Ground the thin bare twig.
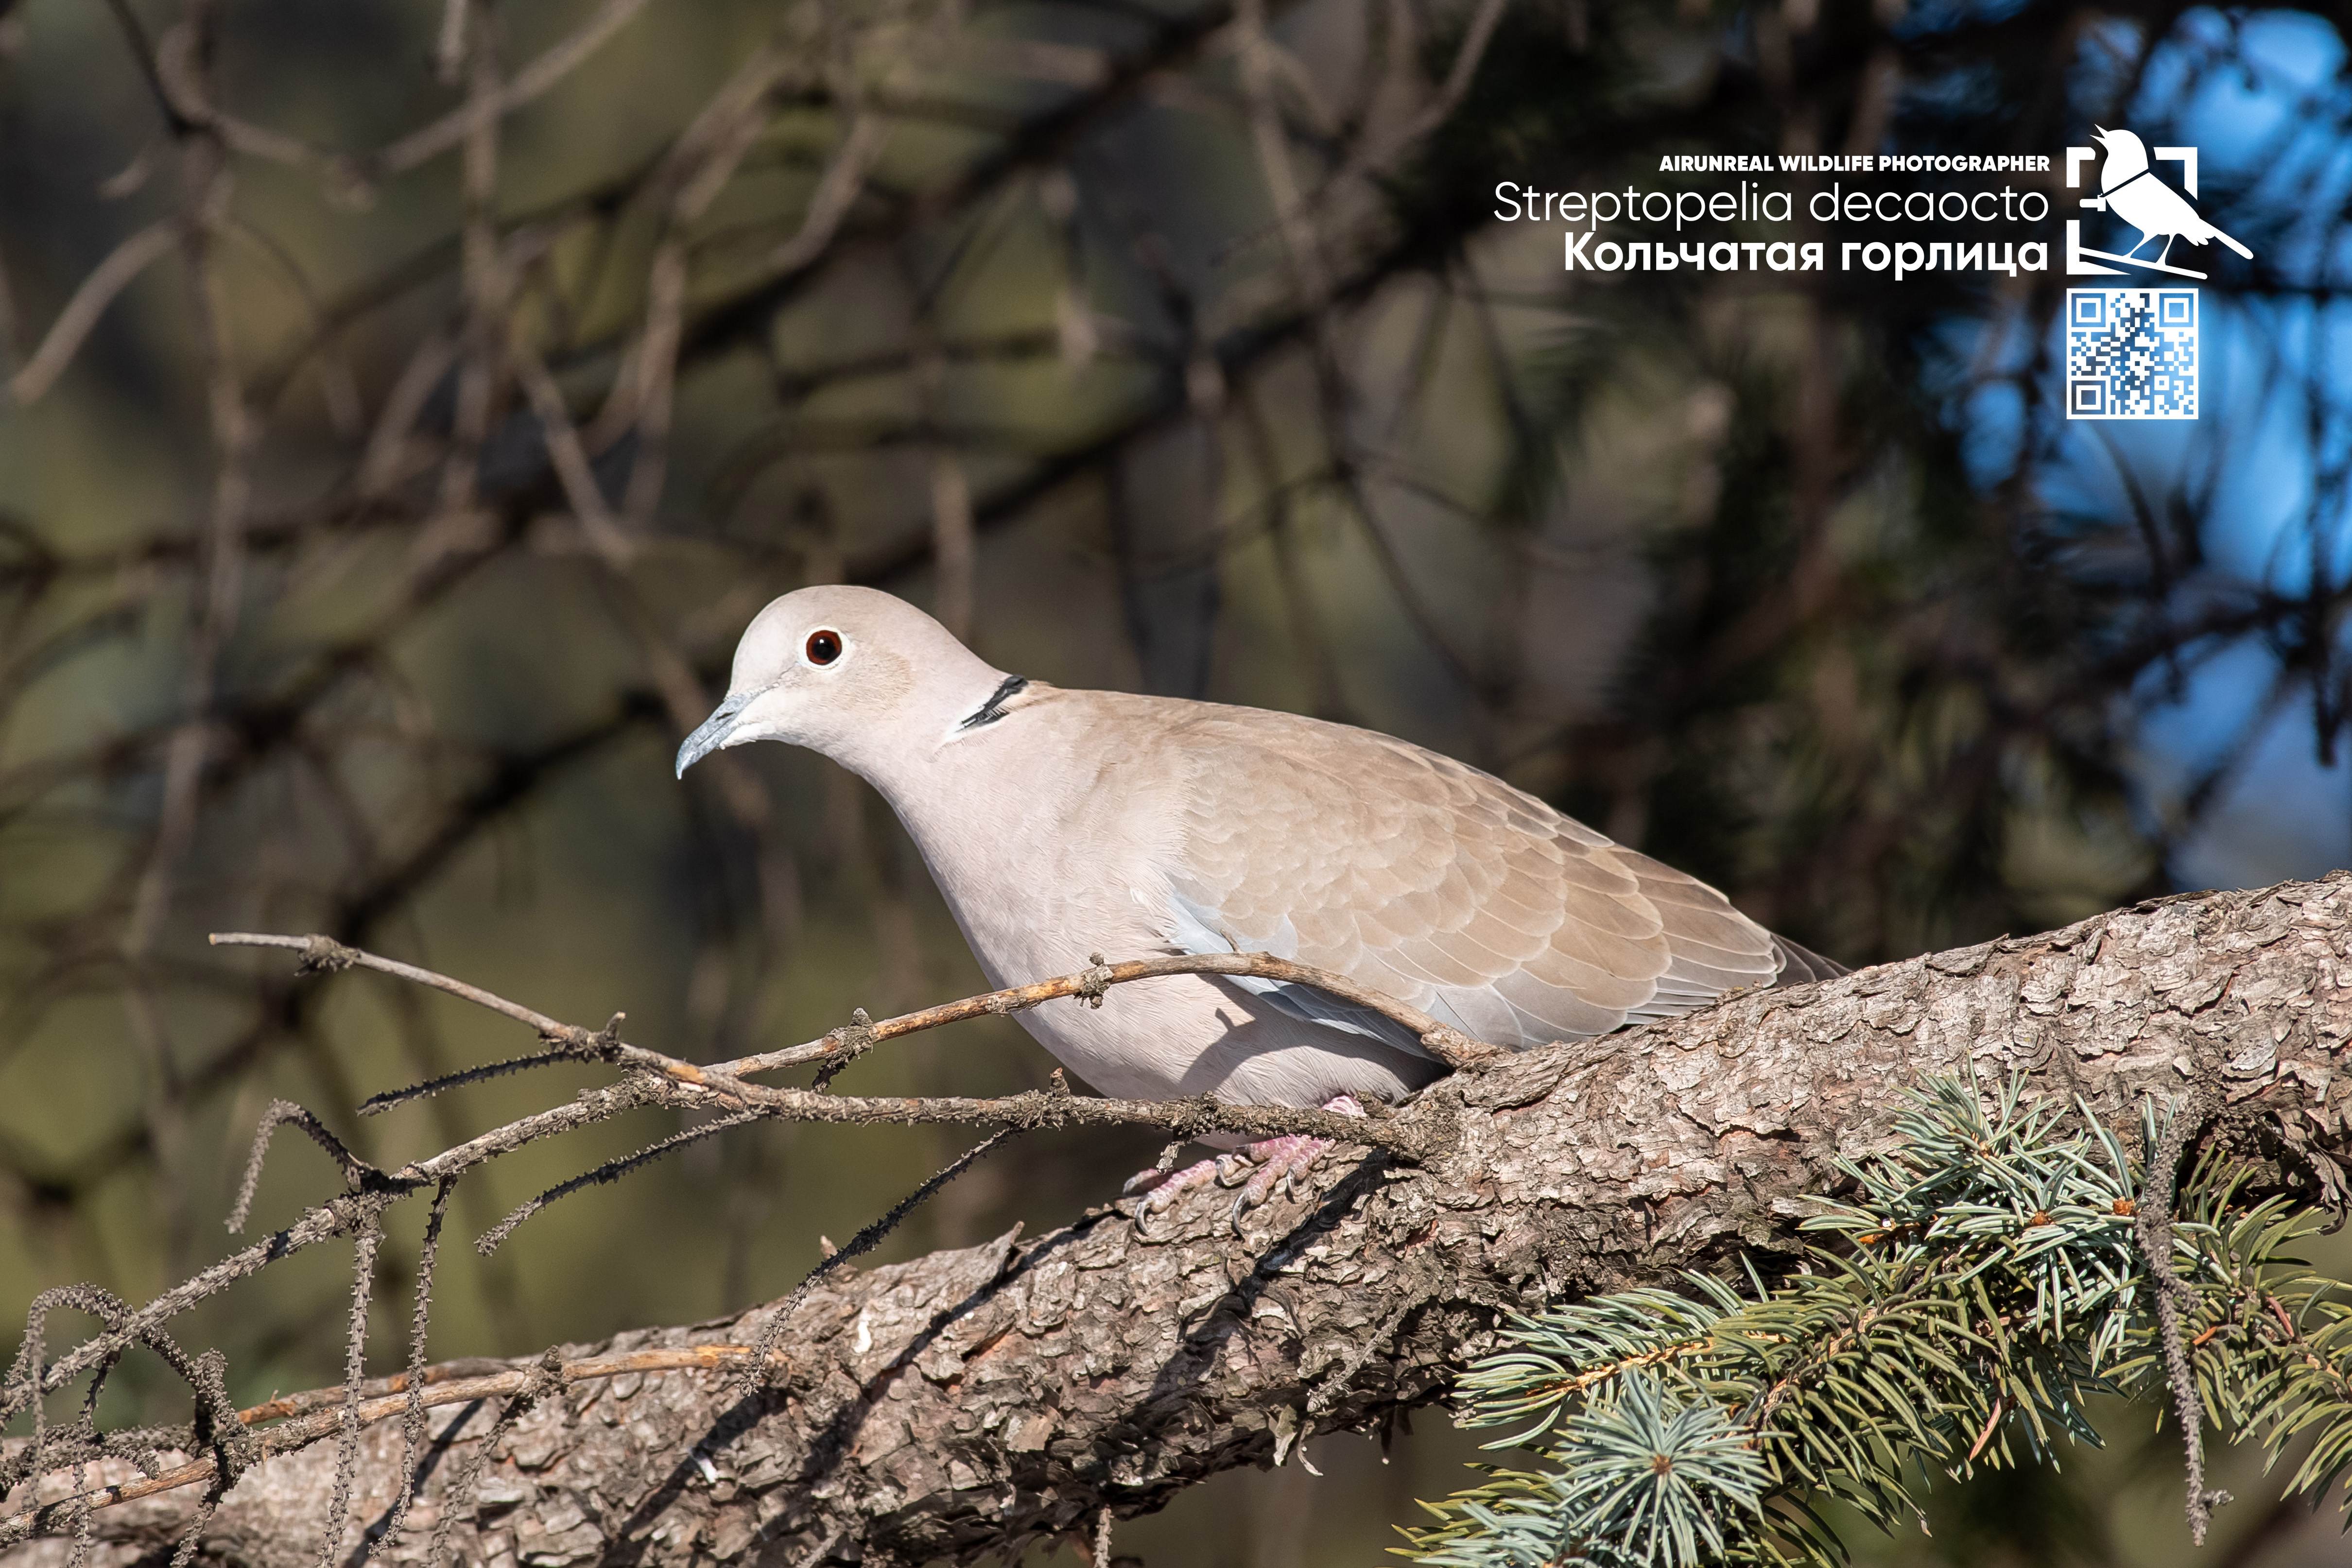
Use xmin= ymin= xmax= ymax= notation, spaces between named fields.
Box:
xmin=315 ymin=1215 xmax=385 ymax=1568
xmin=6 ymin=222 xmax=176 ymax=404
xmin=476 ymin=1110 xmax=764 ymax=1255
xmin=370 ymin=0 xmax=658 ymax=178
xmin=227 ymin=1100 xmax=380 ymax=1232
xmin=736 ymin=1127 xmax=1018 ymax=1386
xmin=209 ymin=931 xmax=1507 ymax=1078
xmin=358 ymin=1049 xmax=577 ymax=1115
xmin=368 ymin=1177 xmax=454 ymax=1560
xmin=210 ymin=932 xmax=1456 ymax=1157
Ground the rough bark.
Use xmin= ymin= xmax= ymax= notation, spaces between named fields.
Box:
xmin=11 ymin=875 xmax=2352 ymax=1568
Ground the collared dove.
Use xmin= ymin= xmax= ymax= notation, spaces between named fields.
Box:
xmin=678 ymin=586 xmax=1843 ymax=1213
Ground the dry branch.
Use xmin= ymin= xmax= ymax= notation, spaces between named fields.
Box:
xmin=208 ymin=929 xmax=1500 ymax=1110
xmin=10 ymin=875 xmax=2352 ymax=1567
xmin=7 ymin=930 xmax=1449 ymax=1481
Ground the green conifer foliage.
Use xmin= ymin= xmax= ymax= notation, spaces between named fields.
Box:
xmin=1406 ymin=1080 xmax=2352 ymax=1567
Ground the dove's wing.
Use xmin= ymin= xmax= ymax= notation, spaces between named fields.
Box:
xmin=1158 ymin=706 xmax=1833 ymax=1051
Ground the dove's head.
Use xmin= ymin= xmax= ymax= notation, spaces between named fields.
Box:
xmin=675 ymin=586 xmax=1005 ymax=781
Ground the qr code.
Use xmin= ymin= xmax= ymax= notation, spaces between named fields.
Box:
xmin=2066 ymin=288 xmax=2196 ymax=419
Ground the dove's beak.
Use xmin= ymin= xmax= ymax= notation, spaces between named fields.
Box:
xmin=675 ymin=692 xmax=749 ymax=777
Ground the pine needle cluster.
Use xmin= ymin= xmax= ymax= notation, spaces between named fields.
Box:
xmin=1403 ymin=1078 xmax=2352 ymax=1567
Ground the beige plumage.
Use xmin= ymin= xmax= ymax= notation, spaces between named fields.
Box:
xmin=677 ymin=586 xmax=1841 ymax=1118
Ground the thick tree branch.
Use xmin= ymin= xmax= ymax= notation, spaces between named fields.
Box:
xmin=10 ymin=875 xmax=2352 ymax=1567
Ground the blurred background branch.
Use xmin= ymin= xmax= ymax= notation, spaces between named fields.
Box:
xmin=3 ymin=0 xmax=2350 ymax=1561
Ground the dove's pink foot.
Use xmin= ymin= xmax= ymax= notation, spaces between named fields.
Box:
xmin=1123 ymin=1096 xmax=1366 ymax=1234
xmin=1123 ymin=1151 xmax=1247 ymax=1232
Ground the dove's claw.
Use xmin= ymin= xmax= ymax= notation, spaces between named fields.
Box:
xmin=1121 ymin=1163 xmax=1178 ymax=1198
xmin=1226 ymin=1132 xmax=1335 ymax=1232
xmin=1124 ymin=1156 xmax=1224 ymax=1233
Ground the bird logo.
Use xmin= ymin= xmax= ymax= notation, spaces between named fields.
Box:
xmin=2067 ymin=127 xmax=2251 ymax=279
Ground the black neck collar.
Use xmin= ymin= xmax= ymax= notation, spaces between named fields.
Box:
xmin=958 ymin=674 xmax=1029 ymax=730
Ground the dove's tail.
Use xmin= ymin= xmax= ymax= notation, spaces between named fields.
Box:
xmin=2213 ymin=226 xmax=2253 ymax=259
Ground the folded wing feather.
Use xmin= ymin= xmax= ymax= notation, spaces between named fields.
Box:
xmin=1158 ymin=708 xmax=1826 ymax=1053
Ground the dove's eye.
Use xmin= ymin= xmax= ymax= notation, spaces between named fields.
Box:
xmin=805 ymin=630 xmax=843 ymax=665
